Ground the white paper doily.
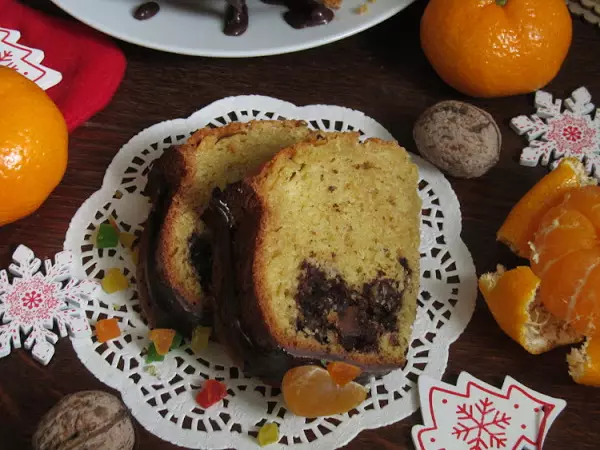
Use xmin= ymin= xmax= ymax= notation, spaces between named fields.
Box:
xmin=64 ymin=96 xmax=477 ymax=450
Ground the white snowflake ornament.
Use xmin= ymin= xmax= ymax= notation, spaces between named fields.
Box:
xmin=511 ymin=87 xmax=600 ymax=176
xmin=0 ymin=245 xmax=97 ymax=365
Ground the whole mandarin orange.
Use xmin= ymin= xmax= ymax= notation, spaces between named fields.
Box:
xmin=0 ymin=67 xmax=68 ymax=226
xmin=420 ymin=0 xmax=573 ymax=98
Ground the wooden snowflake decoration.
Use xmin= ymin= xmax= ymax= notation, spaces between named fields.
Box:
xmin=0 ymin=245 xmax=97 ymax=365
xmin=511 ymin=87 xmax=600 ymax=177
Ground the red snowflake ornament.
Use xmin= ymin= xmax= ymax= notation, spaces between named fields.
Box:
xmin=0 ymin=245 xmax=98 ymax=365
xmin=511 ymin=87 xmax=600 ymax=177
xmin=412 ymin=373 xmax=566 ymax=450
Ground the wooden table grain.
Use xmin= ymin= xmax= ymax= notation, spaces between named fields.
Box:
xmin=1 ymin=1 xmax=600 ymax=448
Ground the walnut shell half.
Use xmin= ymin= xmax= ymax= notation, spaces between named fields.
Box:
xmin=33 ymin=391 xmax=135 ymax=450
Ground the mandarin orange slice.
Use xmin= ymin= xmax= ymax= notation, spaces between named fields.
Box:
xmin=568 ymin=337 xmax=600 ymax=386
xmin=282 ymin=366 xmax=367 ymax=418
xmin=538 ymin=248 xmax=600 ymax=337
xmin=497 ymin=158 xmax=594 ymax=258
xmin=530 ymin=205 xmax=597 ymax=277
xmin=479 ymin=265 xmax=581 ymax=354
xmin=326 ymin=362 xmax=362 ymax=387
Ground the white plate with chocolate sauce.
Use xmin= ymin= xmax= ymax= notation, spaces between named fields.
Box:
xmin=50 ymin=0 xmax=415 ymax=57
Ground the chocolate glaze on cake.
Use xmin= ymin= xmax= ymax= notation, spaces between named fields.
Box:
xmin=137 ymin=150 xmax=209 ymax=336
xmin=203 ymin=184 xmax=403 ymax=386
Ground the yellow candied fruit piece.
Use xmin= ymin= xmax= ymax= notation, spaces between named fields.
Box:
xmin=191 ymin=326 xmax=212 ymax=354
xmin=102 ymin=268 xmax=129 ymax=294
xmin=120 ymin=232 xmax=136 ymax=250
xmin=131 ymin=248 xmax=139 ymax=266
xmin=257 ymin=423 xmax=279 ymax=447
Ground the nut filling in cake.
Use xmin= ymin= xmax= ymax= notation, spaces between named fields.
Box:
xmin=296 ymin=261 xmax=410 ymax=352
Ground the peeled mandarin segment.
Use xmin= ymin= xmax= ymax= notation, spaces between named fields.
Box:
xmin=95 ymin=318 xmax=121 ymax=343
xmin=568 ymin=338 xmax=600 ymax=386
xmin=478 ymin=266 xmax=540 ymax=352
xmin=149 ymin=329 xmax=176 ymax=355
xmin=282 ymin=366 xmax=368 ymax=418
xmin=326 ymin=362 xmax=362 ymax=386
xmin=558 ymin=186 xmax=600 ymax=229
xmin=530 ymin=206 xmax=597 ymax=277
xmin=257 ymin=423 xmax=279 ymax=447
xmin=497 ymin=158 xmax=591 ymax=258
xmin=538 ymin=248 xmax=600 ymax=336
xmin=101 ymin=268 xmax=129 ymax=294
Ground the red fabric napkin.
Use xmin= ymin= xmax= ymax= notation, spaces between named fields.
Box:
xmin=0 ymin=0 xmax=126 ymax=131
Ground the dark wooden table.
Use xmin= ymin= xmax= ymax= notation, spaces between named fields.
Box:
xmin=1 ymin=1 xmax=600 ymax=448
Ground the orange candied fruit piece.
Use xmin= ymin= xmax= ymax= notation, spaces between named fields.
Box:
xmin=95 ymin=318 xmax=121 ymax=343
xmin=497 ymin=157 xmax=594 ymax=258
xmin=568 ymin=337 xmax=600 ymax=386
xmin=149 ymin=329 xmax=176 ymax=355
xmin=282 ymin=365 xmax=367 ymax=418
xmin=326 ymin=361 xmax=362 ymax=386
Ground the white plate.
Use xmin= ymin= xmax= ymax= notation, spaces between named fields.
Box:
xmin=50 ymin=0 xmax=415 ymax=57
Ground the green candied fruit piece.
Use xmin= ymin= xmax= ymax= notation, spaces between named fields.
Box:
xmin=96 ymin=223 xmax=119 ymax=249
xmin=257 ymin=422 xmax=279 ymax=447
xmin=145 ymin=342 xmax=165 ymax=363
xmin=191 ymin=327 xmax=212 ymax=354
xmin=170 ymin=331 xmax=183 ymax=350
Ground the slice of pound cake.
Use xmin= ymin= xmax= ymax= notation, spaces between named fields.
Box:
xmin=204 ymin=132 xmax=421 ymax=384
xmin=137 ymin=120 xmax=319 ymax=333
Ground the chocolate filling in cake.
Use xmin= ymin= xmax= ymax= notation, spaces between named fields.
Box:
xmin=296 ymin=262 xmax=407 ymax=352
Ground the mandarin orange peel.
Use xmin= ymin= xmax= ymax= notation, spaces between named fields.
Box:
xmin=497 ymin=158 xmax=595 ymax=258
xmin=568 ymin=337 xmax=600 ymax=386
xmin=479 ymin=265 xmax=582 ymax=355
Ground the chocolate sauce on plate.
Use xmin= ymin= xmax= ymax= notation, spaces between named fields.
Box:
xmin=262 ymin=0 xmax=334 ymax=29
xmin=224 ymin=1 xmax=249 ymax=36
xmin=132 ymin=0 xmax=334 ymax=36
xmin=133 ymin=1 xmax=160 ymax=21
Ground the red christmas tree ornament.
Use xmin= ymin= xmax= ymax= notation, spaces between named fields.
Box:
xmin=412 ymin=372 xmax=566 ymax=450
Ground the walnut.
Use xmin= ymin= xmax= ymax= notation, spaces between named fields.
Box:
xmin=413 ymin=100 xmax=501 ymax=178
xmin=33 ymin=391 xmax=135 ymax=450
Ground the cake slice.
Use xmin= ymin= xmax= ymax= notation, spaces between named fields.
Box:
xmin=137 ymin=120 xmax=320 ymax=333
xmin=204 ymin=133 xmax=421 ymax=383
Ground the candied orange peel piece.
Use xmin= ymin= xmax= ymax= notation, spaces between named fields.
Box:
xmin=149 ymin=329 xmax=176 ymax=355
xmin=497 ymin=157 xmax=595 ymax=258
xmin=282 ymin=365 xmax=367 ymax=418
xmin=326 ymin=361 xmax=362 ymax=386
